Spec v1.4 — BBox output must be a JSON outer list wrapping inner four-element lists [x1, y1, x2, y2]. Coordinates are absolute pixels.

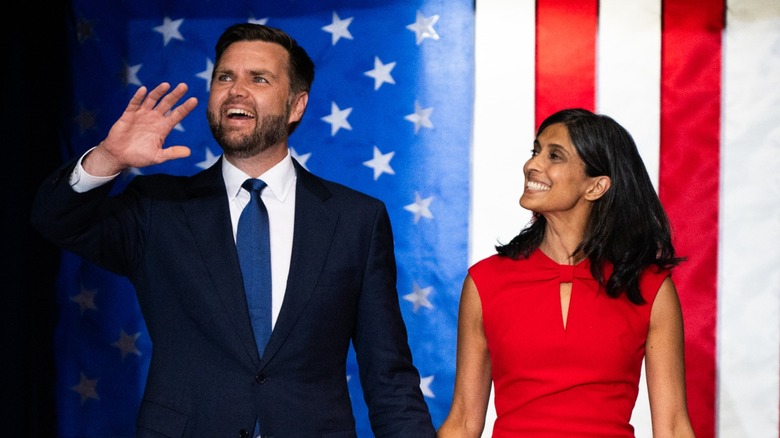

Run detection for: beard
[[208, 110, 289, 159]]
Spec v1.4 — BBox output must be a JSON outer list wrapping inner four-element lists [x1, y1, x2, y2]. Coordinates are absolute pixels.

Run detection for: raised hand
[[83, 82, 199, 176]]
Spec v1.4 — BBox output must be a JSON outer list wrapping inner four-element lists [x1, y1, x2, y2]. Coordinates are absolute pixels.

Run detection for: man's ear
[[585, 175, 611, 201], [289, 92, 309, 123]]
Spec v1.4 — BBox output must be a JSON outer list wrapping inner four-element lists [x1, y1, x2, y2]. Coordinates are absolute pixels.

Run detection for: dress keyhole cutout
[[560, 282, 572, 330]]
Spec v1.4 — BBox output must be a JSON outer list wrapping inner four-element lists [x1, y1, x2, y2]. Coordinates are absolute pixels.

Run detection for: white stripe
[[472, 0, 535, 266], [597, 2, 662, 435], [597, 0, 662, 190], [473, 1, 536, 436], [720, 0, 780, 436]]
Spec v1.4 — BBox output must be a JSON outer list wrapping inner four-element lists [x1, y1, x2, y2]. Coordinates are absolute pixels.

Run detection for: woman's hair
[[213, 23, 315, 134], [496, 108, 683, 304]]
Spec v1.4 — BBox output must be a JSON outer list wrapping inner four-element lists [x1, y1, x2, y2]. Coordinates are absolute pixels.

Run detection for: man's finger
[[167, 97, 199, 124], [141, 82, 172, 110], [125, 86, 149, 112], [160, 145, 192, 162], [156, 83, 190, 114]]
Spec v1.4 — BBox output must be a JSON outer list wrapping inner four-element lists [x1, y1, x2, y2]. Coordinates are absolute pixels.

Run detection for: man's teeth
[[527, 181, 550, 191], [227, 108, 253, 117]]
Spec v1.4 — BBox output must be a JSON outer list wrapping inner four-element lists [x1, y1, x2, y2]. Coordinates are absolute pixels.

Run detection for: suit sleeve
[[351, 204, 436, 437], [30, 158, 141, 277]]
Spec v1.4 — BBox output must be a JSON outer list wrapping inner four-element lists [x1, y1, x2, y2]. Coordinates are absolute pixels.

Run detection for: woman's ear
[[585, 175, 611, 201]]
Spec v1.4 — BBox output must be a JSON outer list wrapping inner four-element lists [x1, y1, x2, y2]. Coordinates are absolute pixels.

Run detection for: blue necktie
[[236, 178, 272, 358]]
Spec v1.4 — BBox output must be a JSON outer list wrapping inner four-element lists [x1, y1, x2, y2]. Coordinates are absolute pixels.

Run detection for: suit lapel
[[261, 161, 338, 363], [183, 159, 261, 365]]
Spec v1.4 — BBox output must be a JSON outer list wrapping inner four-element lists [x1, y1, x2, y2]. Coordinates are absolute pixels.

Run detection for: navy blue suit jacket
[[32, 156, 435, 437]]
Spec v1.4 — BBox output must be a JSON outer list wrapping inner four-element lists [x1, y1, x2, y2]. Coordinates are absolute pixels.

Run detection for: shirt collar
[[223, 150, 296, 202]]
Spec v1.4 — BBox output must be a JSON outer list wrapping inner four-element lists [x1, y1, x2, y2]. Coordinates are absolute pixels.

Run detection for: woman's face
[[519, 122, 596, 216]]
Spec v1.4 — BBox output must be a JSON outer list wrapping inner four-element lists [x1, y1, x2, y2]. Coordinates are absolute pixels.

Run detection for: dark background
[[2, 3, 70, 436]]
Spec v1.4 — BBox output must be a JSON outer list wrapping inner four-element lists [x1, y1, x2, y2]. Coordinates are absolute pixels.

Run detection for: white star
[[197, 148, 219, 170], [70, 286, 98, 314], [404, 101, 434, 134], [363, 146, 395, 181], [125, 168, 143, 178], [112, 329, 142, 360], [117, 167, 142, 184], [403, 282, 434, 312], [321, 101, 353, 136], [153, 17, 185, 46], [72, 372, 100, 404], [196, 59, 214, 92], [322, 12, 354, 45], [420, 375, 435, 398], [290, 147, 312, 170], [406, 11, 440, 45], [123, 63, 142, 87], [248, 17, 269, 25], [364, 57, 396, 91], [404, 192, 434, 224], [116, 168, 142, 186], [173, 122, 185, 132]]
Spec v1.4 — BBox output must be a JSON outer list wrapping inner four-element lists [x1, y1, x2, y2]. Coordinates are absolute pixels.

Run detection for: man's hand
[[83, 82, 199, 176]]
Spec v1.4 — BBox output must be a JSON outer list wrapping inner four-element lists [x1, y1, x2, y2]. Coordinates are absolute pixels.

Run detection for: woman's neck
[[540, 217, 586, 265]]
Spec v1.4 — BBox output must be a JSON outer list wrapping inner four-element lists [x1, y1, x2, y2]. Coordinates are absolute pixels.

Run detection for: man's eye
[[216, 74, 232, 82], [253, 77, 268, 83]]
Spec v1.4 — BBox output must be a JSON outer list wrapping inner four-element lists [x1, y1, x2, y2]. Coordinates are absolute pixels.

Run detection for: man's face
[[207, 40, 301, 158]]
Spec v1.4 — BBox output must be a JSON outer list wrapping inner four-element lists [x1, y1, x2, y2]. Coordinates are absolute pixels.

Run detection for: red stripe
[[660, 1, 722, 437], [535, 0, 598, 126]]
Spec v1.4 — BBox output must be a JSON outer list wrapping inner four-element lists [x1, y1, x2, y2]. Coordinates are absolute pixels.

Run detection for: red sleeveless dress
[[469, 249, 668, 437]]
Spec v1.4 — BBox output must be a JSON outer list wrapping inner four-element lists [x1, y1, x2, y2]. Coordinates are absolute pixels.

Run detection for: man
[[32, 23, 435, 437]]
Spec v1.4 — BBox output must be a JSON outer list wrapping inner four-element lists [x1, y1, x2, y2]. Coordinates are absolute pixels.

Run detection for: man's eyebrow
[[213, 66, 233, 75], [213, 67, 277, 78], [248, 68, 277, 78]]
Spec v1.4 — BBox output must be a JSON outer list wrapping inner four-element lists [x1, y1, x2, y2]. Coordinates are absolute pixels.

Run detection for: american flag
[[55, 1, 780, 437]]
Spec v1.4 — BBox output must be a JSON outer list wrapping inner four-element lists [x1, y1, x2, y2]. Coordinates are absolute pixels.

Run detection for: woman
[[438, 108, 695, 437]]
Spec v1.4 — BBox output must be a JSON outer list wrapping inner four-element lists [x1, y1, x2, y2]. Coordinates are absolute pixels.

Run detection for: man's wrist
[[70, 146, 120, 193]]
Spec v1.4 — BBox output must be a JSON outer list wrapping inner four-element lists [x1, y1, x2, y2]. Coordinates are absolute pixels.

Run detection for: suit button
[[238, 429, 250, 438], [255, 372, 266, 383]]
